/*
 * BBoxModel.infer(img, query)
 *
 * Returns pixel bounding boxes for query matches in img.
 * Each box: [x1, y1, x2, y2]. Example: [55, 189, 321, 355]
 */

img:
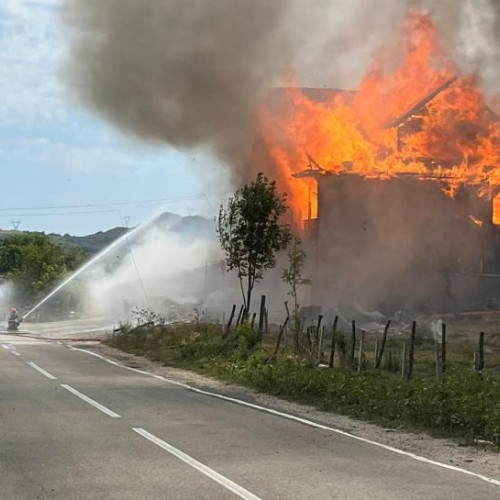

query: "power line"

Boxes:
[0, 192, 228, 219]
[0, 209, 122, 218]
[0, 191, 231, 212]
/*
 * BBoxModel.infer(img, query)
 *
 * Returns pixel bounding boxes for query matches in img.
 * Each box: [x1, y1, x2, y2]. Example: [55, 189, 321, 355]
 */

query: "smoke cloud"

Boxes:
[62, 0, 295, 175]
[80, 214, 222, 319]
[0, 282, 14, 324]
[63, 1, 500, 169]
[415, 0, 500, 96]
[294, 0, 500, 96]
[79, 215, 289, 323]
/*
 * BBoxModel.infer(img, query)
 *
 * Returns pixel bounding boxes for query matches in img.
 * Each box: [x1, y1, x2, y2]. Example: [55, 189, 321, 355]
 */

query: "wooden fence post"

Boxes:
[407, 320, 416, 381]
[316, 315, 324, 340]
[274, 317, 290, 357]
[317, 326, 325, 364]
[441, 322, 447, 375]
[306, 326, 312, 354]
[283, 301, 290, 350]
[358, 330, 365, 373]
[375, 320, 391, 369]
[250, 312, 257, 329]
[235, 304, 245, 328]
[477, 331, 485, 372]
[350, 320, 356, 368]
[316, 315, 324, 359]
[258, 295, 266, 338]
[329, 315, 339, 369]
[400, 341, 407, 381]
[225, 304, 236, 336]
[374, 338, 379, 367]
[435, 340, 441, 381]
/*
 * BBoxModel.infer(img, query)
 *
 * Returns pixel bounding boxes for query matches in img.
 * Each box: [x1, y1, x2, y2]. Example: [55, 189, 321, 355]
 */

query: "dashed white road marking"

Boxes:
[133, 428, 261, 500]
[2, 344, 21, 356]
[69, 345, 500, 488]
[27, 362, 57, 380]
[61, 384, 121, 418]
[1, 344, 20, 356]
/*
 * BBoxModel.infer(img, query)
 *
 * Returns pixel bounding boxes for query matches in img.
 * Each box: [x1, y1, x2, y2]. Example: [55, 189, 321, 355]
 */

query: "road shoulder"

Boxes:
[82, 342, 500, 481]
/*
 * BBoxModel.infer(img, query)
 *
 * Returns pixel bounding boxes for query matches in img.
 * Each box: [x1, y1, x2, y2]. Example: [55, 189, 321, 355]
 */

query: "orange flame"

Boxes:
[257, 11, 500, 223]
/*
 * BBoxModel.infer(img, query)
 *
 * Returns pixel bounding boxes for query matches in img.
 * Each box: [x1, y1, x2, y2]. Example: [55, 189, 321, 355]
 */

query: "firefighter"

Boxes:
[8, 308, 20, 331]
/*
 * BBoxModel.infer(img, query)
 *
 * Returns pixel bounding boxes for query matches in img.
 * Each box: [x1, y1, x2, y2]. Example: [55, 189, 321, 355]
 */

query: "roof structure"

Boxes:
[387, 76, 457, 128]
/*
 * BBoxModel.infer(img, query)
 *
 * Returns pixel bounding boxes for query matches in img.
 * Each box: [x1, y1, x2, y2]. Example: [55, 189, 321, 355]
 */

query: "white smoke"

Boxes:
[0, 282, 14, 322]
[80, 217, 222, 320]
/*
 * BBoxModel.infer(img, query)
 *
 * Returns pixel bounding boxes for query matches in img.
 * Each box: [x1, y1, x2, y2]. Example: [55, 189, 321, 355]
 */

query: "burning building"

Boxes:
[256, 11, 500, 314]
[63, 2, 500, 315]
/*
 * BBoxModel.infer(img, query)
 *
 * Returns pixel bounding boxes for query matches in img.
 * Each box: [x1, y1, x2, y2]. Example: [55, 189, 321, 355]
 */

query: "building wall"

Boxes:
[310, 174, 496, 313]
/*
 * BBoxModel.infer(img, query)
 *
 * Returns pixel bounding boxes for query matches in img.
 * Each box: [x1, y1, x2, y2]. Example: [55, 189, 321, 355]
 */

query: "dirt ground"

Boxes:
[80, 341, 500, 482]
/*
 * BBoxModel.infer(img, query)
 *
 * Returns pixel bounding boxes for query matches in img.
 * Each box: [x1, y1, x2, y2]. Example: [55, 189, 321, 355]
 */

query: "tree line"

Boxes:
[0, 233, 87, 310]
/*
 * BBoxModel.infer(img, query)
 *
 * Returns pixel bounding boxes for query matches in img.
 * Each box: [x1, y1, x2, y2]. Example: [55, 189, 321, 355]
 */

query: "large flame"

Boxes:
[258, 11, 500, 223]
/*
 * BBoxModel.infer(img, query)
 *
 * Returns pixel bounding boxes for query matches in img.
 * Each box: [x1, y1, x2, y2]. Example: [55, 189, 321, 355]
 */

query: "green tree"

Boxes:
[218, 173, 291, 316]
[282, 236, 310, 313]
[0, 234, 87, 307]
[282, 236, 310, 353]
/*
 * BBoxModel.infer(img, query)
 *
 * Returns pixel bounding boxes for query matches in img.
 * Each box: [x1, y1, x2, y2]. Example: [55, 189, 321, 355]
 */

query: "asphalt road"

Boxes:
[8, 317, 115, 340]
[1, 333, 499, 500]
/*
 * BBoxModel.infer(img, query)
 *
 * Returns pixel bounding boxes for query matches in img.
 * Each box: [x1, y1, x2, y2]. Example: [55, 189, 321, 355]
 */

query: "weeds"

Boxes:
[131, 307, 165, 326]
[108, 322, 500, 447]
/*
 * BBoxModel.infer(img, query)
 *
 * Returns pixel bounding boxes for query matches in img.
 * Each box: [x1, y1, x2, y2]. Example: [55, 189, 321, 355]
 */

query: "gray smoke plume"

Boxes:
[62, 0, 294, 173]
[412, 0, 500, 93]
[295, 0, 500, 97]
[62, 0, 500, 170]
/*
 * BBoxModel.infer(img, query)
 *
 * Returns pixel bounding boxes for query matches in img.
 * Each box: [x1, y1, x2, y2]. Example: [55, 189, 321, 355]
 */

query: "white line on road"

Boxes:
[2, 344, 20, 356]
[61, 384, 121, 418]
[71, 347, 500, 488]
[1, 344, 20, 356]
[133, 428, 261, 500]
[27, 362, 57, 380]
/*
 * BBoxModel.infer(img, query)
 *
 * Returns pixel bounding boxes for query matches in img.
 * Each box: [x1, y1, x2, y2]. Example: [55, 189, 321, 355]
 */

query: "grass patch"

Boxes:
[107, 322, 500, 447]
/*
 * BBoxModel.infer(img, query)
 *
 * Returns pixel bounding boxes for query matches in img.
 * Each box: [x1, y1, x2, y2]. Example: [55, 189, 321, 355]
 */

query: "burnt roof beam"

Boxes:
[387, 76, 458, 129]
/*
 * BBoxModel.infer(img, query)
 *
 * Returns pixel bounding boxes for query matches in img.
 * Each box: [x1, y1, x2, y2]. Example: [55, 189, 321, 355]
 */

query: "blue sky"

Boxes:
[0, 0, 223, 235]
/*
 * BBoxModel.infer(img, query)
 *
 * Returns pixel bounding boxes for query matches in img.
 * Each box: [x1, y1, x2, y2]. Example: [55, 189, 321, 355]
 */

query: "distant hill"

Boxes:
[48, 227, 129, 255]
[0, 212, 215, 256]
[153, 212, 216, 241]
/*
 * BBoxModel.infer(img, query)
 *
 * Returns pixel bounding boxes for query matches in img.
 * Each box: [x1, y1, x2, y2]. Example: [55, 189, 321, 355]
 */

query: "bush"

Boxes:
[231, 322, 260, 350]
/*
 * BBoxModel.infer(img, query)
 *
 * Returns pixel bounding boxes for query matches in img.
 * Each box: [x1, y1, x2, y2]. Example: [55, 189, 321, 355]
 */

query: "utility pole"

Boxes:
[10, 220, 21, 231]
